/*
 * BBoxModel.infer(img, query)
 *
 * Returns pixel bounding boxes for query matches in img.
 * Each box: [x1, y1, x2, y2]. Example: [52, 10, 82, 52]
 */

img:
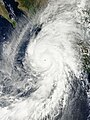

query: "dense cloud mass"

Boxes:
[0, 0, 90, 120]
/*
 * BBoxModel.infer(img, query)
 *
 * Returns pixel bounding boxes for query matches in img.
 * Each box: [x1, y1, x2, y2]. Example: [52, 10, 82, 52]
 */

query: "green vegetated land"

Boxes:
[0, 0, 48, 27]
[0, 1, 16, 26]
[0, 0, 90, 74]
[15, 0, 48, 16]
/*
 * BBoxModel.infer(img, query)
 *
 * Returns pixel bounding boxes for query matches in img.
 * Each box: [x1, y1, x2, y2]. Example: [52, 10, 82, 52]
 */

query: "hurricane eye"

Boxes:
[0, 0, 88, 120]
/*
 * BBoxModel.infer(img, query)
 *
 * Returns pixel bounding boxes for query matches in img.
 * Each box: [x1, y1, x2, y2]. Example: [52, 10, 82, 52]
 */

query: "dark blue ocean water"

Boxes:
[0, 16, 13, 42]
[0, 0, 24, 43]
[0, 0, 42, 61]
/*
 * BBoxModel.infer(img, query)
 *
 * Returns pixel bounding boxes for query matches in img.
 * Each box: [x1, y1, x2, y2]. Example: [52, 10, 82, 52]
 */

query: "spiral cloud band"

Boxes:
[0, 0, 89, 120]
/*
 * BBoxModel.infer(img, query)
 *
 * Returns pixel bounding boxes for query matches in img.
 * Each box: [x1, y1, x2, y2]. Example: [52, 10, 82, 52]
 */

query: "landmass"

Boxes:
[15, 0, 48, 17]
[0, 0, 16, 27]
[0, 0, 48, 27]
[0, 0, 90, 74]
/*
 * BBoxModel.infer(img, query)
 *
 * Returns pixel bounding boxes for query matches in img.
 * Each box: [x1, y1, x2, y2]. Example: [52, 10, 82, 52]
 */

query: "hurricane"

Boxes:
[0, 0, 89, 120]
